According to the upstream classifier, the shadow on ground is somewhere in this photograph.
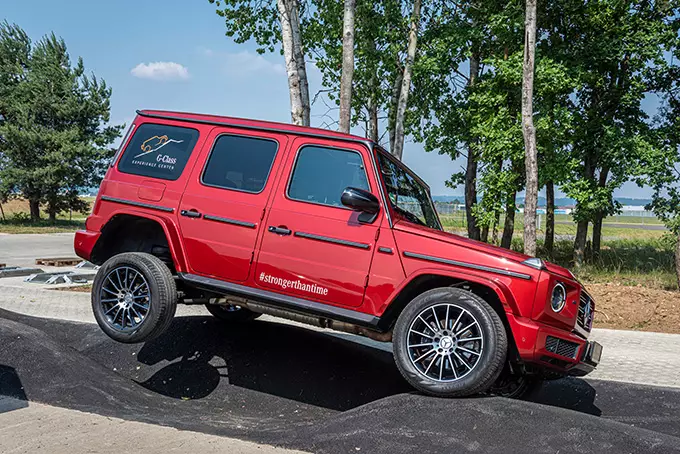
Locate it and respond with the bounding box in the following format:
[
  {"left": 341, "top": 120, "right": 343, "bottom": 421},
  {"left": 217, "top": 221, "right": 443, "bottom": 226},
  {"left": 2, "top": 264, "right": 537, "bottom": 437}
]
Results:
[{"left": 1, "top": 308, "right": 679, "bottom": 453}]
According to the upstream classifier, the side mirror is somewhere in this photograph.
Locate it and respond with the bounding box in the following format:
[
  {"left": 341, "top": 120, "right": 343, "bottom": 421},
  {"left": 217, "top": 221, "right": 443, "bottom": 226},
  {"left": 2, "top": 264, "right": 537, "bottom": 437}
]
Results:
[
  {"left": 341, "top": 187, "right": 380, "bottom": 223},
  {"left": 341, "top": 187, "right": 380, "bottom": 213}
]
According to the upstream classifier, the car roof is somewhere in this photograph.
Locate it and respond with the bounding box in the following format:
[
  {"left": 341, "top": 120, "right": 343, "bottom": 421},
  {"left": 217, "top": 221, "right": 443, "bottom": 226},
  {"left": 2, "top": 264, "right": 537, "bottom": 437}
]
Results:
[{"left": 137, "top": 109, "right": 374, "bottom": 145}]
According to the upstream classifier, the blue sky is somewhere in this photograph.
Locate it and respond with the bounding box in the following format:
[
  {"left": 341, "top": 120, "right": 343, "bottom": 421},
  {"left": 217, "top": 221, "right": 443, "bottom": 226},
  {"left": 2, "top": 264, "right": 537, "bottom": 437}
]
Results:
[{"left": 4, "top": 0, "right": 652, "bottom": 198}]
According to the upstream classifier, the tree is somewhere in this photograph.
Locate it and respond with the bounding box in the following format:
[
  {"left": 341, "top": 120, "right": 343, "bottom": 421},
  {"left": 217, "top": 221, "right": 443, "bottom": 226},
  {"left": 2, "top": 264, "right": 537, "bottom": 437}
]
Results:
[
  {"left": 543, "top": 0, "right": 675, "bottom": 266},
  {"left": 522, "top": 0, "right": 538, "bottom": 256},
  {"left": 210, "top": 0, "right": 311, "bottom": 125},
  {"left": 0, "top": 22, "right": 122, "bottom": 221},
  {"left": 338, "top": 0, "right": 356, "bottom": 133}
]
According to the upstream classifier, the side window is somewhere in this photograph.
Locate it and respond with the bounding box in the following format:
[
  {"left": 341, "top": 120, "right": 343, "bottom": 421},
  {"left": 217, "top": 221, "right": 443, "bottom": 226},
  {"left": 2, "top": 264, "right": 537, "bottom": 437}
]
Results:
[
  {"left": 288, "top": 145, "right": 369, "bottom": 207},
  {"left": 202, "top": 135, "right": 278, "bottom": 193},
  {"left": 117, "top": 123, "right": 199, "bottom": 180}
]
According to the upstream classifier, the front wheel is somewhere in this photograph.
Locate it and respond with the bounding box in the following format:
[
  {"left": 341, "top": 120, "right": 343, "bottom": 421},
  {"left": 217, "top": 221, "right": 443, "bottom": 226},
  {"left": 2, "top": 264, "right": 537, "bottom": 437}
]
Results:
[
  {"left": 92, "top": 252, "right": 177, "bottom": 343},
  {"left": 393, "top": 287, "right": 508, "bottom": 397}
]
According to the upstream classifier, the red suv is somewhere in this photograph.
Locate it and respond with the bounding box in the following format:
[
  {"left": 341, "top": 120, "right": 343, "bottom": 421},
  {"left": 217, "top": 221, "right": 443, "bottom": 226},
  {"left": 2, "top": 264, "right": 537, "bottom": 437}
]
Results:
[{"left": 75, "top": 110, "right": 602, "bottom": 397}]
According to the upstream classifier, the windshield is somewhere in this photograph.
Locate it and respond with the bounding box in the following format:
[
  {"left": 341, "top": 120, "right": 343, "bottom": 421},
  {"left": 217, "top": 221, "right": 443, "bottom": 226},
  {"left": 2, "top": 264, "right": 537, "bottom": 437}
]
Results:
[{"left": 376, "top": 151, "right": 442, "bottom": 231}]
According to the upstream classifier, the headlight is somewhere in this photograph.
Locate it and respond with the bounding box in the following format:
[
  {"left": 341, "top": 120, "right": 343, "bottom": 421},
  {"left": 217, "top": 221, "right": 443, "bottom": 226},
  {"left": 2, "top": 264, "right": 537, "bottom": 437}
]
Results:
[{"left": 551, "top": 283, "right": 567, "bottom": 312}]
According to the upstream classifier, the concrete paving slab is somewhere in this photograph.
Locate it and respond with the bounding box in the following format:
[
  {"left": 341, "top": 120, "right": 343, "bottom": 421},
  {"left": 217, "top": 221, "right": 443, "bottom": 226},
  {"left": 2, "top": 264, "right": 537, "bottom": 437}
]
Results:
[{"left": 0, "top": 397, "right": 306, "bottom": 454}]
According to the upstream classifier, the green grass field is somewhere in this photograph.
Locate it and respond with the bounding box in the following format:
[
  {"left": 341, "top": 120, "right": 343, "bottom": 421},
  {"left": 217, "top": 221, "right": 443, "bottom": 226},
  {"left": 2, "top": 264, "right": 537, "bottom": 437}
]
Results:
[{"left": 0, "top": 198, "right": 92, "bottom": 234}]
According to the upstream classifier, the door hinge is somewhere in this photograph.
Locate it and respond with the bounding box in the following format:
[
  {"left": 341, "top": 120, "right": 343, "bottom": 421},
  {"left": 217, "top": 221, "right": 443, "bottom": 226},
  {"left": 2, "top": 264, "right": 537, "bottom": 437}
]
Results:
[
  {"left": 260, "top": 208, "right": 266, "bottom": 221},
  {"left": 364, "top": 274, "right": 370, "bottom": 288},
  {"left": 374, "top": 228, "right": 381, "bottom": 241},
  {"left": 250, "top": 251, "right": 255, "bottom": 264}
]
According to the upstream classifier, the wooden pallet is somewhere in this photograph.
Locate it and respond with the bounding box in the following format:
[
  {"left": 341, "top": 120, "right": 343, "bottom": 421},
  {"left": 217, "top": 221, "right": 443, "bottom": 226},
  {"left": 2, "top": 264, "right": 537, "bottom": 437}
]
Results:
[{"left": 35, "top": 257, "right": 82, "bottom": 267}]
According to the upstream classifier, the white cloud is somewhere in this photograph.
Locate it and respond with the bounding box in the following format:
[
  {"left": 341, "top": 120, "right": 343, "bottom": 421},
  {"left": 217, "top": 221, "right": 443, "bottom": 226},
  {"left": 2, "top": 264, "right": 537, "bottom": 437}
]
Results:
[
  {"left": 199, "top": 48, "right": 285, "bottom": 76},
  {"left": 226, "top": 51, "right": 285, "bottom": 76},
  {"left": 131, "top": 62, "right": 190, "bottom": 81}
]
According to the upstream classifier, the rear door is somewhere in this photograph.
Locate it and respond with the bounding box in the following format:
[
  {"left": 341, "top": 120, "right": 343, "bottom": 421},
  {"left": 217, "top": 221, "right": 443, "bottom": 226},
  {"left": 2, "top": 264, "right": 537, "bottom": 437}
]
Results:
[
  {"left": 254, "top": 137, "right": 382, "bottom": 308},
  {"left": 178, "top": 128, "right": 287, "bottom": 282}
]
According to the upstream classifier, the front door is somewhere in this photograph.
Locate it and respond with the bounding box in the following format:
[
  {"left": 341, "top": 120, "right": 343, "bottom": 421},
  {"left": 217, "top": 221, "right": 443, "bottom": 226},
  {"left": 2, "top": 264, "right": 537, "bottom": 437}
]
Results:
[
  {"left": 254, "top": 137, "right": 382, "bottom": 308},
  {"left": 178, "top": 128, "right": 287, "bottom": 282}
]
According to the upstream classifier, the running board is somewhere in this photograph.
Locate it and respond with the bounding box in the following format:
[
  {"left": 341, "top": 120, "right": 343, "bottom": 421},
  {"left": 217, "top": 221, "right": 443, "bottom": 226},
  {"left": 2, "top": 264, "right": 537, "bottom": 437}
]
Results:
[{"left": 177, "top": 273, "right": 381, "bottom": 329}]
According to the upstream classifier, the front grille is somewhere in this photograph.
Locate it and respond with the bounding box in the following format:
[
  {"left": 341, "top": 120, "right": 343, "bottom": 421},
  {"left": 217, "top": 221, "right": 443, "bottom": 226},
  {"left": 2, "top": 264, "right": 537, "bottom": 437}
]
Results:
[
  {"left": 578, "top": 292, "right": 595, "bottom": 332},
  {"left": 545, "top": 336, "right": 579, "bottom": 359}
]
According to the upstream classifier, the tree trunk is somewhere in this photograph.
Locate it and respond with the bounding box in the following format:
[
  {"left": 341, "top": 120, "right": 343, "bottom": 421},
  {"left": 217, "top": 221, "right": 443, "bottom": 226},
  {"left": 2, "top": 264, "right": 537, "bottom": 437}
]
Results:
[
  {"left": 480, "top": 225, "right": 489, "bottom": 243},
  {"left": 388, "top": 70, "right": 403, "bottom": 153},
  {"left": 277, "top": 0, "right": 310, "bottom": 126},
  {"left": 545, "top": 180, "right": 555, "bottom": 256},
  {"left": 49, "top": 209, "right": 57, "bottom": 223},
  {"left": 464, "top": 52, "right": 481, "bottom": 241},
  {"left": 592, "top": 214, "right": 603, "bottom": 258},
  {"left": 29, "top": 198, "right": 40, "bottom": 221},
  {"left": 465, "top": 149, "right": 481, "bottom": 241},
  {"left": 0, "top": 202, "right": 5, "bottom": 221},
  {"left": 491, "top": 212, "right": 501, "bottom": 245},
  {"left": 574, "top": 220, "right": 589, "bottom": 268},
  {"left": 391, "top": 0, "right": 421, "bottom": 161},
  {"left": 501, "top": 192, "right": 516, "bottom": 249},
  {"left": 367, "top": 96, "right": 379, "bottom": 142},
  {"left": 522, "top": 0, "right": 538, "bottom": 257},
  {"left": 592, "top": 166, "right": 610, "bottom": 258},
  {"left": 338, "top": 0, "right": 356, "bottom": 133},
  {"left": 676, "top": 231, "right": 680, "bottom": 290}
]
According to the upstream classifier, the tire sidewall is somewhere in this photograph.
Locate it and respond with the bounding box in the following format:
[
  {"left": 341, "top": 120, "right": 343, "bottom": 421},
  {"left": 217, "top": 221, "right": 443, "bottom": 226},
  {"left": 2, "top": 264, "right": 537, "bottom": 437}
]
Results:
[
  {"left": 92, "top": 253, "right": 175, "bottom": 343},
  {"left": 393, "top": 288, "right": 507, "bottom": 397}
]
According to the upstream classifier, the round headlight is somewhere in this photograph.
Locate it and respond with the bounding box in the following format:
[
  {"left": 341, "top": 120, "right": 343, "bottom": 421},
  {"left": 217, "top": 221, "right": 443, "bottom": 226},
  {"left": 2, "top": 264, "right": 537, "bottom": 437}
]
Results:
[{"left": 551, "top": 283, "right": 567, "bottom": 313}]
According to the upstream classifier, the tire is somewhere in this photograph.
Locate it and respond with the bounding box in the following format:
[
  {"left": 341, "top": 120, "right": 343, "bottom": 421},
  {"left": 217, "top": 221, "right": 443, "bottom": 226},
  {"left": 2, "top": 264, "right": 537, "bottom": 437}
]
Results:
[
  {"left": 205, "top": 303, "right": 261, "bottom": 322},
  {"left": 92, "top": 252, "right": 177, "bottom": 343},
  {"left": 393, "top": 287, "right": 508, "bottom": 397},
  {"left": 489, "top": 371, "right": 542, "bottom": 399}
]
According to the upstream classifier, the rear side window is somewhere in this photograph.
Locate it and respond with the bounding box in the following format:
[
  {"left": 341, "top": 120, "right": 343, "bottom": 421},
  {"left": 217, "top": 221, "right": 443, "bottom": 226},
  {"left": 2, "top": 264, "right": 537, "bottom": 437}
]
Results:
[
  {"left": 117, "top": 123, "right": 199, "bottom": 181},
  {"left": 202, "top": 135, "right": 278, "bottom": 193},
  {"left": 288, "top": 146, "right": 369, "bottom": 208}
]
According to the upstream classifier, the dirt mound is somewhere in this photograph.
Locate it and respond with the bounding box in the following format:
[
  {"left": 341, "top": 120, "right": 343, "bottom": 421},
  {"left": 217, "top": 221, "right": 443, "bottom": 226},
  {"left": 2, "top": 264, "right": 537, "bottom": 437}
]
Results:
[{"left": 588, "top": 283, "right": 680, "bottom": 333}]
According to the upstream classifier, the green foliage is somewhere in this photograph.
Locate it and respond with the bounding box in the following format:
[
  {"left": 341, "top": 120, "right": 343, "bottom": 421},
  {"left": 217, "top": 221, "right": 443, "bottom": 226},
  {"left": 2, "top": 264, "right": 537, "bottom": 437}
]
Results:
[
  {"left": 208, "top": 0, "right": 282, "bottom": 55},
  {"left": 0, "top": 22, "right": 122, "bottom": 221}
]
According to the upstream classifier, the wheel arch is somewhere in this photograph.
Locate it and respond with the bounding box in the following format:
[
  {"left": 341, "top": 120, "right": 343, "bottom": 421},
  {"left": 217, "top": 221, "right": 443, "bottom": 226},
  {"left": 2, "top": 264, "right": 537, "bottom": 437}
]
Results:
[
  {"left": 376, "top": 269, "right": 521, "bottom": 360},
  {"left": 90, "top": 212, "right": 187, "bottom": 272}
]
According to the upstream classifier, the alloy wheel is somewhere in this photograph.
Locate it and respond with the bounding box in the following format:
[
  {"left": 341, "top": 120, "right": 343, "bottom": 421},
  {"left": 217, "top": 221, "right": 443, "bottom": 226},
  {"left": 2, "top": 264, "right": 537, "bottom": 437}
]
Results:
[
  {"left": 406, "top": 303, "right": 484, "bottom": 382},
  {"left": 99, "top": 266, "right": 150, "bottom": 331}
]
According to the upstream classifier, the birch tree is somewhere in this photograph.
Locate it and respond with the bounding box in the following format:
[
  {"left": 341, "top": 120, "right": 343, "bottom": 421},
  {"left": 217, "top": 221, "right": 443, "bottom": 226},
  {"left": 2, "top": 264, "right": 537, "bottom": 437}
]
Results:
[
  {"left": 391, "top": 0, "right": 421, "bottom": 161},
  {"left": 210, "top": 0, "right": 310, "bottom": 126},
  {"left": 338, "top": 0, "right": 356, "bottom": 133},
  {"left": 521, "top": 0, "right": 538, "bottom": 256}
]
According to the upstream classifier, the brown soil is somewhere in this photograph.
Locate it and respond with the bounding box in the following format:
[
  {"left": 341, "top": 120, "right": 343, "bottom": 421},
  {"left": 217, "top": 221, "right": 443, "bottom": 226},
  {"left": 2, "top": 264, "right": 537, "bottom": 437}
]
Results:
[{"left": 587, "top": 283, "right": 680, "bottom": 334}]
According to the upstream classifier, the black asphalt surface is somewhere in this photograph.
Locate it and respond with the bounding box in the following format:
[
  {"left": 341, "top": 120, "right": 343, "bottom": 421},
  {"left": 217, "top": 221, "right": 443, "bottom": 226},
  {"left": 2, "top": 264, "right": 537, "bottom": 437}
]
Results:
[{"left": 1, "top": 308, "right": 680, "bottom": 453}]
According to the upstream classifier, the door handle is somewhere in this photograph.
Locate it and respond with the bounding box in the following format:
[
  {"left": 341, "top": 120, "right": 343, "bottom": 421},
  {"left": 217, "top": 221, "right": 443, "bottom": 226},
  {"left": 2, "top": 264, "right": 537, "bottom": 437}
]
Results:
[
  {"left": 180, "top": 209, "right": 202, "bottom": 219},
  {"left": 268, "top": 226, "right": 292, "bottom": 235}
]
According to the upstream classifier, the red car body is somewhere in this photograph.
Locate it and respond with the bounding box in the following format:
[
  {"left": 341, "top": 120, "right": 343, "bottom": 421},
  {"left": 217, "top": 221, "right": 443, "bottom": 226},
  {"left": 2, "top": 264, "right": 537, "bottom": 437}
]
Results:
[{"left": 75, "top": 109, "right": 600, "bottom": 378}]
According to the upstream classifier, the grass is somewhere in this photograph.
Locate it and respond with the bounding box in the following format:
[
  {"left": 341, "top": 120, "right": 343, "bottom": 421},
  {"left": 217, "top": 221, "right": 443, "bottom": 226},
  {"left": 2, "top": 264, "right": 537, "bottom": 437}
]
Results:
[{"left": 0, "top": 198, "right": 92, "bottom": 234}]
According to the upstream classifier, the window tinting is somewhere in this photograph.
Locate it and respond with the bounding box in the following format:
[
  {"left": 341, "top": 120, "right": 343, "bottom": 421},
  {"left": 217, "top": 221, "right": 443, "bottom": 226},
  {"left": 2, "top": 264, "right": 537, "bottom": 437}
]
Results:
[
  {"left": 202, "top": 135, "right": 278, "bottom": 193},
  {"left": 117, "top": 123, "right": 199, "bottom": 180},
  {"left": 288, "top": 146, "right": 369, "bottom": 207}
]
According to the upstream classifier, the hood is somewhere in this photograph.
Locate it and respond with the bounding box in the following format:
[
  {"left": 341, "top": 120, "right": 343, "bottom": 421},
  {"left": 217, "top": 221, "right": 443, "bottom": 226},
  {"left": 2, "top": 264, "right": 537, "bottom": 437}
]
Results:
[
  {"left": 394, "top": 221, "right": 574, "bottom": 279},
  {"left": 394, "top": 221, "right": 531, "bottom": 264}
]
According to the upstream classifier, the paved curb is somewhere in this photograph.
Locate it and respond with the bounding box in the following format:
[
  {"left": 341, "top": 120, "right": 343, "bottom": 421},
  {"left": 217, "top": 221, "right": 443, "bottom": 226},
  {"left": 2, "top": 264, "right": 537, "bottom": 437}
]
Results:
[{"left": 1, "top": 283, "right": 679, "bottom": 389}]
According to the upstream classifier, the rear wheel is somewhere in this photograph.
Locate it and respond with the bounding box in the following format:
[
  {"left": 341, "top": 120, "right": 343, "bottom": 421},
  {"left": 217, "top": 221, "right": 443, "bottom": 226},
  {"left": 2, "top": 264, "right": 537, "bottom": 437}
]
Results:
[
  {"left": 205, "top": 303, "right": 261, "bottom": 322},
  {"left": 92, "top": 252, "right": 177, "bottom": 343},
  {"left": 393, "top": 287, "right": 507, "bottom": 397}
]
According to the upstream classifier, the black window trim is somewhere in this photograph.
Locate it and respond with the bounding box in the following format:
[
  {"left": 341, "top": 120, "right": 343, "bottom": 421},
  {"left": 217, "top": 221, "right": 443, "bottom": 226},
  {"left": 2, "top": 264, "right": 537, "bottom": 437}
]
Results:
[
  {"left": 199, "top": 132, "right": 280, "bottom": 195},
  {"left": 285, "top": 143, "right": 374, "bottom": 211},
  {"left": 116, "top": 122, "right": 201, "bottom": 182}
]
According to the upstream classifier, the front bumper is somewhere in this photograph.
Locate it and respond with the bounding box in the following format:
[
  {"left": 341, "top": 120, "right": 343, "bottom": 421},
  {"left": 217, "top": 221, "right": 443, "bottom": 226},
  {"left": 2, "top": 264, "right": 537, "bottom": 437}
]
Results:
[{"left": 506, "top": 313, "right": 602, "bottom": 376}]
